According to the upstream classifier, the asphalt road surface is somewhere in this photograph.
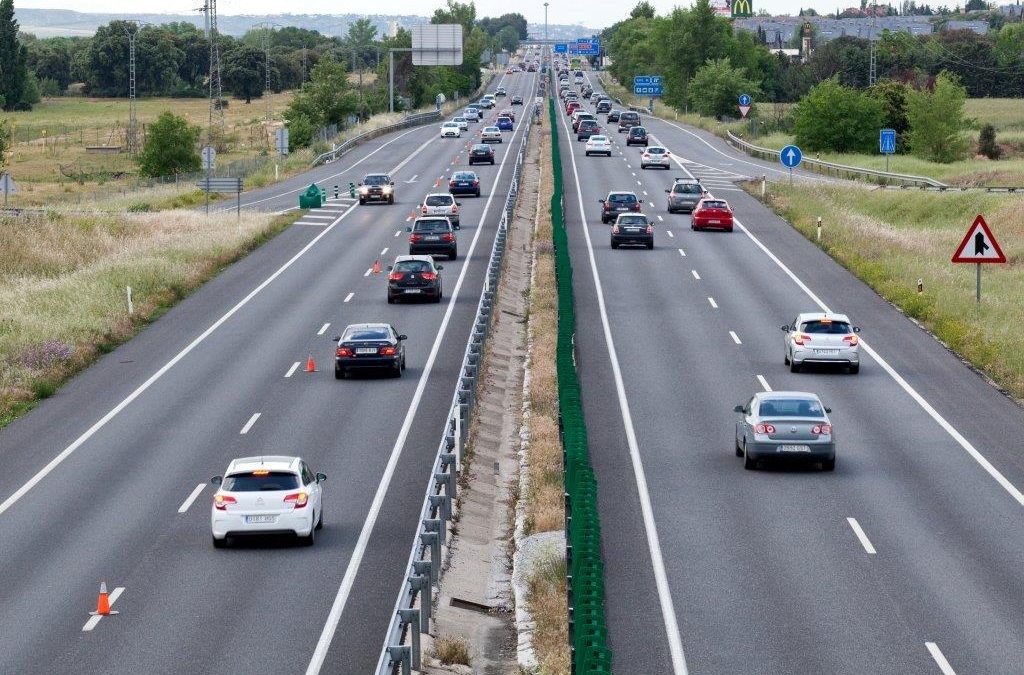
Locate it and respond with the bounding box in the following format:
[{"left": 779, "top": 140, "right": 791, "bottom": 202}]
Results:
[
  {"left": 0, "top": 68, "right": 538, "bottom": 675},
  {"left": 553, "top": 72, "right": 1024, "bottom": 675}
]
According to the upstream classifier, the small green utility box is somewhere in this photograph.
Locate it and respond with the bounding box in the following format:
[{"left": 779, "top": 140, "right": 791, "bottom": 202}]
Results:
[{"left": 299, "top": 184, "right": 325, "bottom": 209}]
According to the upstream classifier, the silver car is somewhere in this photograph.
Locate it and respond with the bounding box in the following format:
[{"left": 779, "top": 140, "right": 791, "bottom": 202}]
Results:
[
  {"left": 640, "top": 146, "right": 672, "bottom": 170},
  {"left": 665, "top": 178, "right": 706, "bottom": 213},
  {"left": 464, "top": 107, "right": 481, "bottom": 122},
  {"left": 480, "top": 126, "right": 502, "bottom": 143},
  {"left": 734, "top": 392, "right": 835, "bottom": 471},
  {"left": 420, "top": 193, "right": 461, "bottom": 227},
  {"left": 783, "top": 312, "right": 861, "bottom": 373}
]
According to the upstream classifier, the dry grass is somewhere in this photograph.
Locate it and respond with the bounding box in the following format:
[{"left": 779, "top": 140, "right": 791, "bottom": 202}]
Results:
[
  {"left": 0, "top": 208, "right": 296, "bottom": 427},
  {"left": 526, "top": 551, "right": 570, "bottom": 675},
  {"left": 752, "top": 181, "right": 1024, "bottom": 400},
  {"left": 433, "top": 634, "right": 471, "bottom": 666}
]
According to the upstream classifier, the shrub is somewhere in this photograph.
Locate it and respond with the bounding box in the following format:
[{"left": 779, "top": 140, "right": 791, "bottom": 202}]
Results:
[
  {"left": 978, "top": 123, "right": 1001, "bottom": 160},
  {"left": 906, "top": 71, "right": 969, "bottom": 163},
  {"left": 793, "top": 77, "right": 884, "bottom": 153},
  {"left": 136, "top": 112, "right": 201, "bottom": 178},
  {"left": 433, "top": 635, "right": 470, "bottom": 665}
]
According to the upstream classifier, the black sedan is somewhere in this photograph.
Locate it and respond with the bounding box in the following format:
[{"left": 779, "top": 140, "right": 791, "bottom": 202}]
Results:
[
  {"left": 333, "top": 323, "right": 406, "bottom": 379},
  {"left": 449, "top": 171, "right": 481, "bottom": 197},
  {"left": 387, "top": 255, "right": 443, "bottom": 303},
  {"left": 625, "top": 126, "right": 648, "bottom": 147},
  {"left": 469, "top": 143, "right": 495, "bottom": 165},
  {"left": 611, "top": 214, "right": 654, "bottom": 249}
]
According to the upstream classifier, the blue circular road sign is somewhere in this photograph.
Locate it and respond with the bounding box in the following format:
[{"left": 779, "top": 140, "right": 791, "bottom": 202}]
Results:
[
  {"left": 780, "top": 144, "right": 802, "bottom": 169},
  {"left": 738, "top": 93, "right": 751, "bottom": 107}
]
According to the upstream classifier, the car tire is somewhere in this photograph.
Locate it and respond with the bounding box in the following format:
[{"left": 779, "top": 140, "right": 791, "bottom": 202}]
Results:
[
  {"left": 849, "top": 364, "right": 860, "bottom": 374},
  {"left": 401, "top": 354, "right": 407, "bottom": 371},
  {"left": 392, "top": 361, "right": 402, "bottom": 378},
  {"left": 611, "top": 241, "right": 618, "bottom": 249},
  {"left": 300, "top": 519, "right": 316, "bottom": 546},
  {"left": 585, "top": 152, "right": 591, "bottom": 156},
  {"left": 790, "top": 361, "right": 801, "bottom": 373},
  {"left": 735, "top": 437, "right": 744, "bottom": 457},
  {"left": 647, "top": 242, "right": 654, "bottom": 250},
  {"left": 449, "top": 249, "right": 457, "bottom": 260},
  {"left": 389, "top": 196, "right": 395, "bottom": 205},
  {"left": 489, "top": 160, "right": 494, "bottom": 165},
  {"left": 434, "top": 288, "right": 442, "bottom": 303},
  {"left": 316, "top": 509, "right": 324, "bottom": 530},
  {"left": 212, "top": 535, "right": 227, "bottom": 549},
  {"left": 335, "top": 367, "right": 345, "bottom": 380},
  {"left": 475, "top": 190, "right": 481, "bottom": 197},
  {"left": 743, "top": 447, "right": 757, "bottom": 470},
  {"left": 359, "top": 198, "right": 365, "bottom": 205},
  {"left": 822, "top": 458, "right": 836, "bottom": 472},
  {"left": 387, "top": 293, "right": 395, "bottom": 304},
  {"left": 784, "top": 352, "right": 790, "bottom": 366}
]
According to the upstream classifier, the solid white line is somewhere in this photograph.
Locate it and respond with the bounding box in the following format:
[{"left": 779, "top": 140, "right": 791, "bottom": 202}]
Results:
[
  {"left": 240, "top": 413, "right": 261, "bottom": 435},
  {"left": 321, "top": 69, "right": 538, "bottom": 675},
  {"left": 731, "top": 215, "right": 1024, "bottom": 507},
  {"left": 729, "top": 331, "right": 742, "bottom": 345},
  {"left": 926, "top": 642, "right": 957, "bottom": 675},
  {"left": 708, "top": 297, "right": 718, "bottom": 309},
  {"left": 177, "top": 483, "right": 206, "bottom": 514},
  {"left": 691, "top": 270, "right": 700, "bottom": 280},
  {"left": 302, "top": 214, "right": 335, "bottom": 220},
  {"left": 82, "top": 587, "right": 125, "bottom": 631},
  {"left": 317, "top": 322, "right": 330, "bottom": 336},
  {"left": 343, "top": 292, "right": 354, "bottom": 303},
  {"left": 756, "top": 374, "right": 771, "bottom": 391},
  {"left": 0, "top": 202, "right": 360, "bottom": 519},
  {"left": 666, "top": 230, "right": 673, "bottom": 238},
  {"left": 678, "top": 248, "right": 686, "bottom": 257},
  {"left": 556, "top": 92, "right": 689, "bottom": 675},
  {"left": 285, "top": 361, "right": 301, "bottom": 378},
  {"left": 380, "top": 247, "right": 388, "bottom": 256},
  {"left": 363, "top": 267, "right": 372, "bottom": 277},
  {"left": 846, "top": 517, "right": 877, "bottom": 555}
]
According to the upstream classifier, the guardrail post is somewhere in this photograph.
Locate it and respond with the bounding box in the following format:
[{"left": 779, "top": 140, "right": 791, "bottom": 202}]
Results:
[
  {"left": 397, "top": 609, "right": 422, "bottom": 670},
  {"left": 816, "top": 216, "right": 822, "bottom": 242},
  {"left": 420, "top": 532, "right": 441, "bottom": 583},
  {"left": 440, "top": 452, "right": 458, "bottom": 500},
  {"left": 429, "top": 493, "right": 451, "bottom": 524},
  {"left": 435, "top": 469, "right": 456, "bottom": 505},
  {"left": 409, "top": 569, "right": 432, "bottom": 625},
  {"left": 387, "top": 645, "right": 411, "bottom": 675},
  {"left": 761, "top": 175, "right": 766, "bottom": 197},
  {"left": 424, "top": 516, "right": 446, "bottom": 549}
]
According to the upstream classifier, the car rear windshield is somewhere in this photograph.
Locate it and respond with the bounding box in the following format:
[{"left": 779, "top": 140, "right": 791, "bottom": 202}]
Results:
[
  {"left": 472, "top": 145, "right": 491, "bottom": 152},
  {"left": 701, "top": 201, "right": 728, "bottom": 210},
  {"left": 608, "top": 194, "right": 638, "bottom": 204},
  {"left": 344, "top": 327, "right": 390, "bottom": 341},
  {"left": 395, "top": 260, "right": 434, "bottom": 272},
  {"left": 673, "top": 183, "right": 702, "bottom": 194},
  {"left": 800, "top": 320, "right": 853, "bottom": 334},
  {"left": 617, "top": 215, "right": 648, "bottom": 225},
  {"left": 580, "top": 121, "right": 597, "bottom": 128},
  {"left": 453, "top": 172, "right": 476, "bottom": 180},
  {"left": 646, "top": 147, "right": 666, "bottom": 154},
  {"left": 758, "top": 399, "right": 825, "bottom": 418},
  {"left": 425, "top": 195, "right": 454, "bottom": 207},
  {"left": 621, "top": 113, "right": 639, "bottom": 121},
  {"left": 363, "top": 175, "right": 389, "bottom": 185},
  {"left": 223, "top": 471, "right": 299, "bottom": 492},
  {"left": 414, "top": 219, "right": 451, "bottom": 232},
  {"left": 630, "top": 127, "right": 647, "bottom": 134},
  {"left": 484, "top": 127, "right": 499, "bottom": 132},
  {"left": 589, "top": 136, "right": 607, "bottom": 142}
]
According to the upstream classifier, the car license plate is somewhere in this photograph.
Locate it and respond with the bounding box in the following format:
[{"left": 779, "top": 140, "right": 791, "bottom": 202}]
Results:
[
  {"left": 459, "top": 182, "right": 469, "bottom": 186},
  {"left": 709, "top": 219, "right": 721, "bottom": 224},
  {"left": 246, "top": 515, "right": 275, "bottom": 523},
  {"left": 626, "top": 228, "right": 641, "bottom": 233},
  {"left": 778, "top": 445, "right": 811, "bottom": 453},
  {"left": 356, "top": 347, "right": 377, "bottom": 354},
  {"left": 425, "top": 235, "right": 440, "bottom": 241},
  {"left": 405, "top": 289, "right": 422, "bottom": 294},
  {"left": 815, "top": 349, "right": 839, "bottom": 354}
]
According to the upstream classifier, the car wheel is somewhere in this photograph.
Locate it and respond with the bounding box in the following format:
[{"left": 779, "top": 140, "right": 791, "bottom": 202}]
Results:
[
  {"left": 849, "top": 364, "right": 860, "bottom": 374},
  {"left": 449, "top": 249, "right": 457, "bottom": 260},
  {"left": 475, "top": 190, "right": 481, "bottom": 197},
  {"left": 790, "top": 361, "right": 801, "bottom": 373},
  {"left": 585, "top": 152, "right": 591, "bottom": 156},
  {"left": 335, "top": 367, "right": 345, "bottom": 380},
  {"left": 300, "top": 518, "right": 316, "bottom": 546},
  {"left": 735, "top": 437, "right": 744, "bottom": 457},
  {"left": 401, "top": 354, "right": 407, "bottom": 371},
  {"left": 822, "top": 458, "right": 836, "bottom": 472},
  {"left": 611, "top": 241, "right": 618, "bottom": 249},
  {"left": 387, "top": 293, "right": 395, "bottom": 304},
  {"left": 358, "top": 198, "right": 365, "bottom": 205},
  {"left": 743, "top": 446, "right": 757, "bottom": 470},
  {"left": 392, "top": 361, "right": 403, "bottom": 378},
  {"left": 212, "top": 535, "right": 227, "bottom": 549},
  {"left": 647, "top": 242, "right": 654, "bottom": 250},
  {"left": 434, "top": 287, "right": 442, "bottom": 303},
  {"left": 726, "top": 226, "right": 734, "bottom": 232},
  {"left": 316, "top": 508, "right": 324, "bottom": 530},
  {"left": 784, "top": 352, "right": 790, "bottom": 366},
  {"left": 490, "top": 160, "right": 494, "bottom": 165}
]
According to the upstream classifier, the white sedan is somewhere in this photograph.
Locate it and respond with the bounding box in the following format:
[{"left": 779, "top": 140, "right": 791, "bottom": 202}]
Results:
[
  {"left": 480, "top": 126, "right": 502, "bottom": 143},
  {"left": 463, "top": 108, "right": 480, "bottom": 121},
  {"left": 585, "top": 135, "right": 613, "bottom": 157},
  {"left": 452, "top": 116, "right": 469, "bottom": 131},
  {"left": 640, "top": 146, "right": 672, "bottom": 169},
  {"left": 440, "top": 122, "right": 461, "bottom": 138},
  {"left": 210, "top": 455, "right": 326, "bottom": 547}
]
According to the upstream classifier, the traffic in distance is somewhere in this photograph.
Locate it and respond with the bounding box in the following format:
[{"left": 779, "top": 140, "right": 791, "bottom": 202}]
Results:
[{"left": 555, "top": 56, "right": 854, "bottom": 472}]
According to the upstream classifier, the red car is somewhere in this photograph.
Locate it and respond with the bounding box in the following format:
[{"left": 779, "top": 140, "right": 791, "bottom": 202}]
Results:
[
  {"left": 565, "top": 101, "right": 581, "bottom": 116},
  {"left": 691, "top": 198, "right": 734, "bottom": 232}
]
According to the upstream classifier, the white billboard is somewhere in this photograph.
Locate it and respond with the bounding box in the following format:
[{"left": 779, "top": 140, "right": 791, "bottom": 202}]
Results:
[
  {"left": 711, "top": 0, "right": 732, "bottom": 17},
  {"left": 412, "top": 24, "right": 464, "bottom": 66}
]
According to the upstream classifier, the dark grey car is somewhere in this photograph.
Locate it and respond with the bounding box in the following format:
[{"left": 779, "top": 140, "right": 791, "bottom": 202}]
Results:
[
  {"left": 666, "top": 178, "right": 707, "bottom": 213},
  {"left": 734, "top": 392, "right": 836, "bottom": 471}
]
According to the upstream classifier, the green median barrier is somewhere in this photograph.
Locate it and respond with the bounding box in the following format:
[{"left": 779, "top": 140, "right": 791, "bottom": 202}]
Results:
[{"left": 299, "top": 184, "right": 324, "bottom": 209}]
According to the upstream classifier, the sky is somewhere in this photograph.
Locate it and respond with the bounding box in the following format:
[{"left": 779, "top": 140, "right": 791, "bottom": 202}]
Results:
[{"left": 20, "top": 0, "right": 857, "bottom": 32}]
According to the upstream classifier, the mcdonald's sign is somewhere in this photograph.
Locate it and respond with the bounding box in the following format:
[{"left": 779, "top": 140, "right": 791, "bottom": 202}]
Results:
[{"left": 732, "top": 0, "right": 754, "bottom": 17}]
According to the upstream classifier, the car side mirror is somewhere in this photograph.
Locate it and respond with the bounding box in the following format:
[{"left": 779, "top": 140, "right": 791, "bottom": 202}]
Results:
[
  {"left": 456, "top": 202, "right": 462, "bottom": 206},
  {"left": 825, "top": 407, "right": 832, "bottom": 414},
  {"left": 436, "top": 265, "right": 444, "bottom": 270},
  {"left": 781, "top": 325, "right": 789, "bottom": 332},
  {"left": 386, "top": 265, "right": 394, "bottom": 271},
  {"left": 453, "top": 224, "right": 460, "bottom": 230},
  {"left": 733, "top": 405, "right": 745, "bottom": 414},
  {"left": 397, "top": 334, "right": 408, "bottom": 341},
  {"left": 316, "top": 472, "right": 327, "bottom": 483},
  {"left": 597, "top": 199, "right": 604, "bottom": 203},
  {"left": 638, "top": 200, "right": 644, "bottom": 203},
  {"left": 665, "top": 189, "right": 670, "bottom": 193},
  {"left": 853, "top": 326, "right": 861, "bottom": 333},
  {"left": 211, "top": 476, "right": 222, "bottom": 485},
  {"left": 406, "top": 226, "right": 412, "bottom": 232},
  {"left": 357, "top": 182, "right": 362, "bottom": 186}
]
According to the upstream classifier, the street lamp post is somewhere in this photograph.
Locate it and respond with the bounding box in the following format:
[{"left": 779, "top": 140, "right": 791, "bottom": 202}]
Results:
[{"left": 544, "top": 2, "right": 549, "bottom": 42}]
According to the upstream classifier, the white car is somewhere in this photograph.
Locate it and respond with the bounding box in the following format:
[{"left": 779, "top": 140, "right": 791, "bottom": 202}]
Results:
[
  {"left": 210, "top": 456, "right": 326, "bottom": 548},
  {"left": 452, "top": 116, "right": 469, "bottom": 131},
  {"left": 440, "top": 122, "right": 461, "bottom": 138},
  {"left": 480, "top": 126, "right": 502, "bottom": 143},
  {"left": 640, "top": 146, "right": 672, "bottom": 169},
  {"left": 782, "top": 312, "right": 862, "bottom": 374},
  {"left": 585, "top": 135, "right": 613, "bottom": 157},
  {"left": 420, "top": 192, "right": 461, "bottom": 226},
  {"left": 463, "top": 107, "right": 480, "bottom": 122},
  {"left": 477, "top": 97, "right": 495, "bottom": 109}
]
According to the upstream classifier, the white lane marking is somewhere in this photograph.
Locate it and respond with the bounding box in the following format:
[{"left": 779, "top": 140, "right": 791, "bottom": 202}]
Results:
[
  {"left": 0, "top": 201, "right": 359, "bottom": 519},
  {"left": 302, "top": 214, "right": 336, "bottom": 220},
  {"left": 926, "top": 643, "right": 957, "bottom": 675},
  {"left": 708, "top": 297, "right": 718, "bottom": 309},
  {"left": 240, "top": 413, "right": 261, "bottom": 435},
  {"left": 731, "top": 215, "right": 1024, "bottom": 507},
  {"left": 643, "top": 190, "right": 648, "bottom": 196},
  {"left": 177, "top": 483, "right": 206, "bottom": 514},
  {"left": 343, "top": 292, "right": 354, "bottom": 303},
  {"left": 394, "top": 230, "right": 401, "bottom": 237},
  {"left": 729, "top": 331, "right": 742, "bottom": 345},
  {"left": 556, "top": 91, "right": 689, "bottom": 675},
  {"left": 637, "top": 180, "right": 642, "bottom": 186},
  {"left": 324, "top": 70, "right": 538, "bottom": 675},
  {"left": 657, "top": 215, "right": 664, "bottom": 222},
  {"left": 380, "top": 247, "right": 388, "bottom": 256},
  {"left": 406, "top": 174, "right": 418, "bottom": 183},
  {"left": 295, "top": 221, "right": 330, "bottom": 227},
  {"left": 678, "top": 248, "right": 686, "bottom": 257},
  {"left": 846, "top": 517, "right": 876, "bottom": 555},
  {"left": 691, "top": 270, "right": 700, "bottom": 280},
  {"left": 285, "top": 361, "right": 301, "bottom": 378},
  {"left": 363, "top": 267, "right": 373, "bottom": 277},
  {"left": 82, "top": 587, "right": 125, "bottom": 631},
  {"left": 756, "top": 374, "right": 771, "bottom": 391},
  {"left": 666, "top": 231, "right": 674, "bottom": 238},
  {"left": 631, "top": 171, "right": 637, "bottom": 176},
  {"left": 317, "top": 322, "right": 330, "bottom": 336}
]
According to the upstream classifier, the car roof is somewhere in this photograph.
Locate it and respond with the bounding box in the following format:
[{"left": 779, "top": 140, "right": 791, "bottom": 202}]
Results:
[
  {"left": 394, "top": 254, "right": 436, "bottom": 264},
  {"left": 607, "top": 191, "right": 638, "bottom": 197},
  {"left": 227, "top": 455, "right": 300, "bottom": 473},
  {"left": 673, "top": 177, "right": 700, "bottom": 183},
  {"left": 753, "top": 391, "right": 823, "bottom": 401},
  {"left": 483, "top": 126, "right": 499, "bottom": 131},
  {"left": 796, "top": 312, "right": 852, "bottom": 324},
  {"left": 424, "top": 192, "right": 455, "bottom": 199}
]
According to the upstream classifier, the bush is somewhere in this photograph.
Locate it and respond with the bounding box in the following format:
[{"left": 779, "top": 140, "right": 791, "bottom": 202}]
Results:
[
  {"left": 793, "top": 77, "right": 885, "bottom": 153},
  {"left": 38, "top": 77, "right": 63, "bottom": 97},
  {"left": 136, "top": 112, "right": 201, "bottom": 178},
  {"left": 288, "top": 114, "right": 314, "bottom": 150},
  {"left": 433, "top": 635, "right": 470, "bottom": 666},
  {"left": 687, "top": 58, "right": 761, "bottom": 120},
  {"left": 978, "top": 123, "right": 1001, "bottom": 160},
  {"left": 906, "top": 72, "right": 969, "bottom": 163}
]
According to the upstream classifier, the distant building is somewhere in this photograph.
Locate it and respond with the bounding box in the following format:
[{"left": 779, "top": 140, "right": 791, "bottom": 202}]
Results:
[
  {"left": 733, "top": 14, "right": 985, "bottom": 44},
  {"left": 387, "top": 20, "right": 399, "bottom": 38}
]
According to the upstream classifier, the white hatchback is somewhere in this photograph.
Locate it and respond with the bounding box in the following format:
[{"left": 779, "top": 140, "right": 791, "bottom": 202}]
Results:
[
  {"left": 440, "top": 122, "right": 461, "bottom": 138},
  {"left": 783, "top": 312, "right": 862, "bottom": 374},
  {"left": 452, "top": 116, "right": 469, "bottom": 131},
  {"left": 210, "top": 456, "right": 326, "bottom": 547},
  {"left": 480, "top": 126, "right": 502, "bottom": 143},
  {"left": 463, "top": 107, "right": 480, "bottom": 121},
  {"left": 585, "top": 135, "right": 612, "bottom": 157},
  {"left": 640, "top": 146, "right": 672, "bottom": 169}
]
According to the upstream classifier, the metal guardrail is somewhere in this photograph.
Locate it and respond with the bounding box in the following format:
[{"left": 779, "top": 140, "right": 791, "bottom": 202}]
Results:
[
  {"left": 373, "top": 103, "right": 536, "bottom": 675},
  {"left": 725, "top": 131, "right": 948, "bottom": 188}
]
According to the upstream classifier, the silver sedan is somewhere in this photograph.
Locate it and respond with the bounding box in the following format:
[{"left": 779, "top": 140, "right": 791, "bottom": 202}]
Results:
[
  {"left": 783, "top": 312, "right": 861, "bottom": 373},
  {"left": 734, "top": 391, "right": 835, "bottom": 471}
]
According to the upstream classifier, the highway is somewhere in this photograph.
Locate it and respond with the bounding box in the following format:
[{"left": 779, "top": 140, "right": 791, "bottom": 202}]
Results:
[
  {"left": 556, "top": 72, "right": 1024, "bottom": 674},
  {"left": 0, "top": 68, "right": 538, "bottom": 674}
]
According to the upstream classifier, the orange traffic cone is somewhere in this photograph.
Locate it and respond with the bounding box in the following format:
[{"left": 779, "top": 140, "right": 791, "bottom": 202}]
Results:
[
  {"left": 305, "top": 353, "right": 316, "bottom": 373},
  {"left": 89, "top": 581, "right": 119, "bottom": 616},
  {"left": 372, "top": 258, "right": 382, "bottom": 275}
]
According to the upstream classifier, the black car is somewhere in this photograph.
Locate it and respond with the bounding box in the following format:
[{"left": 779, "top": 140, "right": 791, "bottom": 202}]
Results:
[
  {"left": 408, "top": 217, "right": 458, "bottom": 259},
  {"left": 618, "top": 111, "right": 641, "bottom": 133},
  {"left": 448, "top": 171, "right": 481, "bottom": 197},
  {"left": 599, "top": 191, "right": 642, "bottom": 224},
  {"left": 358, "top": 173, "right": 395, "bottom": 204},
  {"left": 596, "top": 100, "right": 612, "bottom": 114},
  {"left": 333, "top": 323, "right": 406, "bottom": 379},
  {"left": 606, "top": 110, "right": 621, "bottom": 123},
  {"left": 495, "top": 87, "right": 507, "bottom": 97},
  {"left": 511, "top": 95, "right": 524, "bottom": 105},
  {"left": 469, "top": 143, "right": 495, "bottom": 165},
  {"left": 387, "top": 255, "right": 443, "bottom": 303},
  {"left": 577, "top": 120, "right": 601, "bottom": 141},
  {"left": 611, "top": 214, "right": 654, "bottom": 249},
  {"left": 626, "top": 126, "right": 648, "bottom": 146}
]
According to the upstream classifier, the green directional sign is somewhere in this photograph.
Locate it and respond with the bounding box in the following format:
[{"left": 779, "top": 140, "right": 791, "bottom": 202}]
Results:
[{"left": 732, "top": 0, "right": 754, "bottom": 17}]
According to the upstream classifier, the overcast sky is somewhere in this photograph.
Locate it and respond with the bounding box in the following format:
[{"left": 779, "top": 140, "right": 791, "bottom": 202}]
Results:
[{"left": 20, "top": 0, "right": 855, "bottom": 31}]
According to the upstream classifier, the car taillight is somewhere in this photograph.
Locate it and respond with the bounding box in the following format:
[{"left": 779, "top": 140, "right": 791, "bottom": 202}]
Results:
[
  {"left": 449, "top": 180, "right": 456, "bottom": 188},
  {"left": 611, "top": 225, "right": 620, "bottom": 233},
  {"left": 646, "top": 225, "right": 653, "bottom": 234},
  {"left": 421, "top": 206, "right": 428, "bottom": 214},
  {"left": 603, "top": 203, "right": 610, "bottom": 211},
  {"left": 812, "top": 424, "right": 832, "bottom": 435},
  {"left": 793, "top": 333, "right": 811, "bottom": 346},
  {"left": 379, "top": 346, "right": 397, "bottom": 356},
  {"left": 442, "top": 233, "right": 455, "bottom": 242},
  {"left": 410, "top": 234, "right": 422, "bottom": 243},
  {"left": 420, "top": 271, "right": 438, "bottom": 280},
  {"left": 472, "top": 180, "right": 479, "bottom": 186},
  {"left": 843, "top": 335, "right": 859, "bottom": 346},
  {"left": 284, "top": 492, "right": 308, "bottom": 509},
  {"left": 754, "top": 424, "right": 776, "bottom": 435},
  {"left": 336, "top": 347, "right": 353, "bottom": 357},
  {"left": 632, "top": 203, "right": 641, "bottom": 211},
  {"left": 452, "top": 205, "right": 458, "bottom": 214},
  {"left": 388, "top": 272, "right": 404, "bottom": 281},
  {"left": 213, "top": 494, "right": 236, "bottom": 511}
]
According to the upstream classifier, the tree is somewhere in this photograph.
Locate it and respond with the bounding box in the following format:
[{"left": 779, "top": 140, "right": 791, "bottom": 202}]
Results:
[
  {"left": 285, "top": 58, "right": 358, "bottom": 131},
  {"left": 867, "top": 80, "right": 911, "bottom": 138},
  {"left": 287, "top": 114, "right": 314, "bottom": 150},
  {"left": 631, "top": 1, "right": 657, "bottom": 19},
  {"left": 0, "top": 118, "right": 11, "bottom": 169},
  {"left": 493, "top": 25, "right": 520, "bottom": 53},
  {"left": 688, "top": 58, "right": 761, "bottom": 119},
  {"left": 978, "top": 123, "right": 1000, "bottom": 159},
  {"left": 906, "top": 71, "right": 968, "bottom": 162},
  {"left": 964, "top": 0, "right": 986, "bottom": 10},
  {"left": 0, "top": 0, "right": 30, "bottom": 110},
  {"left": 222, "top": 46, "right": 266, "bottom": 103},
  {"left": 793, "top": 77, "right": 885, "bottom": 153},
  {"left": 136, "top": 112, "right": 200, "bottom": 177}
]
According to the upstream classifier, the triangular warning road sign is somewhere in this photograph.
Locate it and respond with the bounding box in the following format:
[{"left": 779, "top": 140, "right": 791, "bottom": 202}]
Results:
[
  {"left": 739, "top": 105, "right": 751, "bottom": 118},
  {"left": 952, "top": 214, "right": 1006, "bottom": 263}
]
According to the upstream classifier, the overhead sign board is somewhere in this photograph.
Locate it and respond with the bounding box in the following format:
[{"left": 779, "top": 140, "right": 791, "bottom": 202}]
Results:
[
  {"left": 633, "top": 75, "right": 663, "bottom": 97},
  {"left": 879, "top": 128, "right": 896, "bottom": 155},
  {"left": 952, "top": 214, "right": 1005, "bottom": 263},
  {"left": 575, "top": 39, "right": 599, "bottom": 56},
  {"left": 554, "top": 43, "right": 568, "bottom": 53},
  {"left": 780, "top": 144, "right": 802, "bottom": 168},
  {"left": 412, "top": 24, "right": 463, "bottom": 66}
]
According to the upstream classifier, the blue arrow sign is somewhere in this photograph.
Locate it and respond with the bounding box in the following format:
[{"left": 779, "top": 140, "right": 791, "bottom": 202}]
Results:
[
  {"left": 780, "top": 145, "right": 802, "bottom": 169},
  {"left": 554, "top": 43, "right": 568, "bottom": 54},
  {"left": 739, "top": 93, "right": 751, "bottom": 107},
  {"left": 879, "top": 128, "right": 896, "bottom": 155}
]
